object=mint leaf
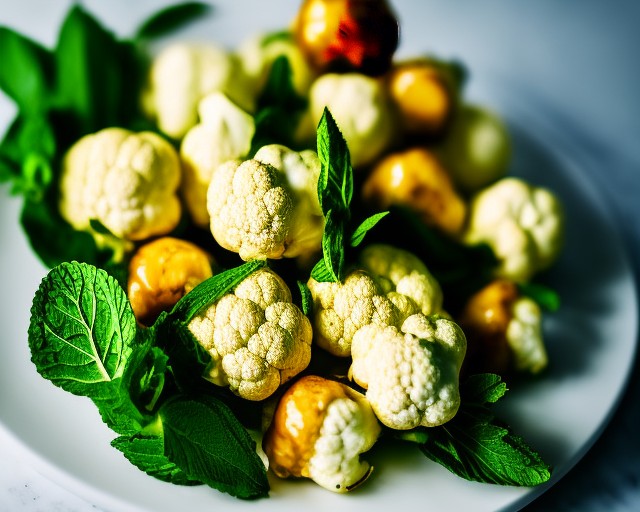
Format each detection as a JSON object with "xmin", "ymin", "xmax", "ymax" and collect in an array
[
  {"xmin": 463, "ymin": 373, "xmax": 508, "ymax": 405},
  {"xmin": 152, "ymin": 312, "xmax": 210, "ymax": 394},
  {"xmin": 420, "ymin": 409, "xmax": 551, "ymax": 486},
  {"xmin": 350, "ymin": 211, "xmax": 389, "ymax": 248},
  {"xmin": 0, "ymin": 115, "xmax": 56, "ymax": 198},
  {"xmin": 316, "ymin": 107, "xmax": 353, "ymax": 215},
  {"xmin": 111, "ymin": 434, "xmax": 200, "ymax": 485},
  {"xmin": 417, "ymin": 374, "xmax": 551, "ymax": 486},
  {"xmin": 310, "ymin": 258, "xmax": 335, "ymax": 283},
  {"xmin": 0, "ymin": 27, "xmax": 52, "ymax": 112},
  {"xmin": 122, "ymin": 334, "xmax": 169, "ymax": 414},
  {"xmin": 160, "ymin": 395, "xmax": 269, "ymax": 499},
  {"xmin": 517, "ymin": 282, "xmax": 561, "ymax": 312},
  {"xmin": 28, "ymin": 261, "xmax": 136, "ymax": 395},
  {"xmin": 321, "ymin": 209, "xmax": 346, "ymax": 282},
  {"xmin": 134, "ymin": 2, "xmax": 211, "ymax": 41},
  {"xmin": 169, "ymin": 259, "xmax": 267, "ymax": 323},
  {"xmin": 250, "ymin": 56, "xmax": 308, "ymax": 155},
  {"xmin": 297, "ymin": 280, "xmax": 313, "ymax": 316},
  {"xmin": 53, "ymin": 5, "xmax": 141, "ymax": 138}
]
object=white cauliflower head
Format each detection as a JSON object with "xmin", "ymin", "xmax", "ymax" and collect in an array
[
  {"xmin": 464, "ymin": 177, "xmax": 564, "ymax": 282},
  {"xmin": 207, "ymin": 145, "xmax": 323, "ymax": 260},
  {"xmin": 263, "ymin": 375, "xmax": 381, "ymax": 493},
  {"xmin": 188, "ymin": 268, "xmax": 312, "ymax": 401},
  {"xmin": 507, "ymin": 297, "xmax": 547, "ymax": 374},
  {"xmin": 350, "ymin": 313, "xmax": 466, "ymax": 430},
  {"xmin": 307, "ymin": 244, "xmax": 444, "ymax": 357},
  {"xmin": 180, "ymin": 92, "xmax": 255, "ymax": 227},
  {"xmin": 59, "ymin": 127, "xmax": 181, "ymax": 241},
  {"xmin": 457, "ymin": 279, "xmax": 548, "ymax": 376},
  {"xmin": 308, "ymin": 73, "xmax": 395, "ymax": 168},
  {"xmin": 144, "ymin": 42, "xmax": 254, "ymax": 139},
  {"xmin": 253, "ymin": 144, "xmax": 324, "ymax": 257}
]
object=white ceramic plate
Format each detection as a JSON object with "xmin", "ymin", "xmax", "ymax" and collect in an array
[{"xmin": 0, "ymin": 2, "xmax": 637, "ymax": 511}]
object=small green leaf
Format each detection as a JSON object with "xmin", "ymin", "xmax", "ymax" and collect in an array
[
  {"xmin": 250, "ymin": 56, "xmax": 308, "ymax": 155},
  {"xmin": 160, "ymin": 395, "xmax": 269, "ymax": 499},
  {"xmin": 89, "ymin": 218, "xmax": 114, "ymax": 236},
  {"xmin": 134, "ymin": 2, "xmax": 211, "ymax": 41},
  {"xmin": 169, "ymin": 259, "xmax": 267, "ymax": 323},
  {"xmin": 316, "ymin": 107, "xmax": 353, "ymax": 215},
  {"xmin": 28, "ymin": 261, "xmax": 136, "ymax": 395},
  {"xmin": 517, "ymin": 282, "xmax": 561, "ymax": 312},
  {"xmin": 320, "ymin": 209, "xmax": 346, "ymax": 282},
  {"xmin": 350, "ymin": 211, "xmax": 389, "ymax": 248},
  {"xmin": 111, "ymin": 434, "xmax": 201, "ymax": 485},
  {"xmin": 310, "ymin": 257, "xmax": 334, "ymax": 283},
  {"xmin": 462, "ymin": 373, "xmax": 508, "ymax": 405},
  {"xmin": 123, "ymin": 334, "xmax": 170, "ymax": 414},
  {"xmin": 297, "ymin": 280, "xmax": 313, "ymax": 316},
  {"xmin": 0, "ymin": 27, "xmax": 52, "ymax": 112}
]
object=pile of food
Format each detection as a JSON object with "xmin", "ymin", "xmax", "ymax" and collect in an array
[{"xmin": 0, "ymin": 0, "xmax": 564, "ymax": 499}]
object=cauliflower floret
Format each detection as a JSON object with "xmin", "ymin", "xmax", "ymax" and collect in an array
[
  {"xmin": 457, "ymin": 279, "xmax": 547, "ymax": 375},
  {"xmin": 253, "ymin": 144, "xmax": 324, "ymax": 257},
  {"xmin": 507, "ymin": 297, "xmax": 547, "ymax": 374},
  {"xmin": 350, "ymin": 314, "xmax": 466, "ymax": 430},
  {"xmin": 207, "ymin": 146, "xmax": 323, "ymax": 260},
  {"xmin": 263, "ymin": 375, "xmax": 381, "ymax": 493},
  {"xmin": 181, "ymin": 92, "xmax": 255, "ymax": 227},
  {"xmin": 464, "ymin": 177, "xmax": 564, "ymax": 282},
  {"xmin": 308, "ymin": 244, "xmax": 443, "ymax": 357},
  {"xmin": 143, "ymin": 42, "xmax": 253, "ymax": 139},
  {"xmin": 59, "ymin": 127, "xmax": 181, "ymax": 242},
  {"xmin": 308, "ymin": 73, "xmax": 395, "ymax": 168},
  {"xmin": 188, "ymin": 268, "xmax": 312, "ymax": 401},
  {"xmin": 359, "ymin": 244, "xmax": 443, "ymax": 316}
]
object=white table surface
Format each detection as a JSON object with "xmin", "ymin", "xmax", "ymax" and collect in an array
[{"xmin": 1, "ymin": 1, "xmax": 640, "ymax": 511}]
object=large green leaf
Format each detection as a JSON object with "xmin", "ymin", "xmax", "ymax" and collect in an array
[
  {"xmin": 53, "ymin": 6, "xmax": 128, "ymax": 136},
  {"xmin": 0, "ymin": 27, "xmax": 52, "ymax": 112},
  {"xmin": 160, "ymin": 395, "xmax": 269, "ymax": 499},
  {"xmin": 111, "ymin": 434, "xmax": 201, "ymax": 485},
  {"xmin": 28, "ymin": 261, "xmax": 136, "ymax": 396}
]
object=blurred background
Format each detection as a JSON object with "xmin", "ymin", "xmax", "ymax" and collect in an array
[{"xmin": 1, "ymin": 1, "xmax": 639, "ymax": 511}]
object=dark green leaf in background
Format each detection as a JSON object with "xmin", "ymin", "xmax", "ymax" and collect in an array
[
  {"xmin": 350, "ymin": 211, "xmax": 389, "ymax": 248},
  {"xmin": 0, "ymin": 27, "xmax": 53, "ymax": 112},
  {"xmin": 134, "ymin": 2, "xmax": 212, "ymax": 41},
  {"xmin": 53, "ymin": 6, "xmax": 125, "ymax": 136}
]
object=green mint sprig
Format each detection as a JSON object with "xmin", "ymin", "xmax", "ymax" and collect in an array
[
  {"xmin": 397, "ymin": 373, "xmax": 552, "ymax": 487},
  {"xmin": 28, "ymin": 259, "xmax": 269, "ymax": 498},
  {"xmin": 310, "ymin": 108, "xmax": 389, "ymax": 283}
]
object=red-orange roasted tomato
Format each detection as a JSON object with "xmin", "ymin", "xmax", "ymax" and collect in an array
[{"xmin": 293, "ymin": 0, "xmax": 399, "ymax": 76}]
